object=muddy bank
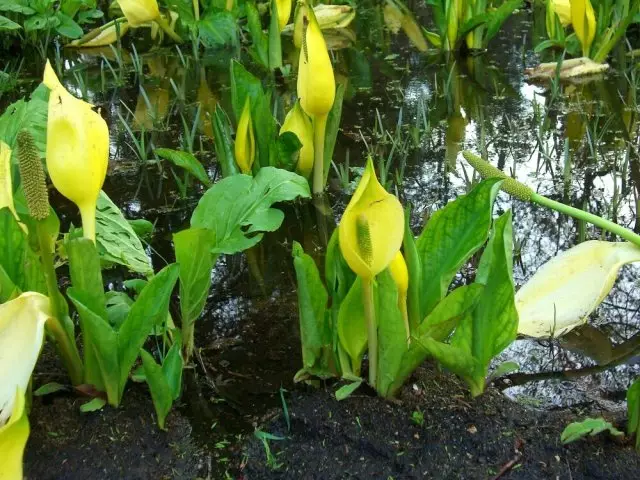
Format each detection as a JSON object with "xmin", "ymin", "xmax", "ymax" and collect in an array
[{"xmin": 240, "ymin": 364, "xmax": 639, "ymax": 479}]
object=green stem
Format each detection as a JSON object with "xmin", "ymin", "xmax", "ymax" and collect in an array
[
  {"xmin": 312, "ymin": 114, "xmax": 328, "ymax": 196},
  {"xmin": 532, "ymin": 193, "xmax": 640, "ymax": 247},
  {"xmin": 183, "ymin": 321, "xmax": 195, "ymax": 363},
  {"xmin": 154, "ymin": 15, "xmax": 183, "ymax": 44},
  {"xmin": 193, "ymin": 0, "xmax": 200, "ymax": 21},
  {"xmin": 362, "ymin": 277, "xmax": 377, "ymax": 388},
  {"xmin": 399, "ymin": 293, "xmax": 410, "ymax": 345},
  {"xmin": 36, "ymin": 222, "xmax": 84, "ymax": 385},
  {"xmin": 79, "ymin": 203, "xmax": 96, "ymax": 244}
]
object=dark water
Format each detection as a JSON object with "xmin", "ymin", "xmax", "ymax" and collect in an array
[{"xmin": 2, "ymin": 3, "xmax": 639, "ymax": 461}]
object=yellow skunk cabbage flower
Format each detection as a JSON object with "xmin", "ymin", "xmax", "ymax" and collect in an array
[
  {"xmin": 68, "ymin": 20, "xmax": 130, "ymax": 47},
  {"xmin": 276, "ymin": 0, "xmax": 292, "ymax": 31},
  {"xmin": 389, "ymin": 251, "xmax": 408, "ymax": 295},
  {"xmin": 338, "ymin": 158, "xmax": 404, "ymax": 280},
  {"xmin": 0, "ymin": 142, "xmax": 18, "ymax": 220},
  {"xmin": 552, "ymin": 0, "xmax": 572, "ymax": 26},
  {"xmin": 117, "ymin": 0, "xmax": 160, "ymax": 27},
  {"xmin": 570, "ymin": 0, "xmax": 596, "ymax": 56},
  {"xmin": 297, "ymin": 7, "xmax": 335, "ymax": 118},
  {"xmin": 44, "ymin": 61, "xmax": 109, "ymax": 243},
  {"xmin": 235, "ymin": 99, "xmax": 255, "ymax": 174},
  {"xmin": 280, "ymin": 102, "xmax": 314, "ymax": 178},
  {"xmin": 0, "ymin": 390, "xmax": 29, "ymax": 480},
  {"xmin": 516, "ymin": 241, "xmax": 640, "ymax": 338},
  {"xmin": 292, "ymin": 3, "xmax": 356, "ymax": 48},
  {"xmin": 0, "ymin": 292, "xmax": 51, "ymax": 480},
  {"xmin": 446, "ymin": 0, "xmax": 459, "ymax": 50}
]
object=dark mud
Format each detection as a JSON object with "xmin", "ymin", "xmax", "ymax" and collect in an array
[{"xmin": 241, "ymin": 364, "xmax": 639, "ymax": 480}]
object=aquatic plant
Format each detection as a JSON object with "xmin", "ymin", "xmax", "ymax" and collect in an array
[
  {"xmin": 235, "ymin": 98, "xmax": 256, "ymax": 174},
  {"xmin": 280, "ymin": 101, "xmax": 315, "ymax": 178},
  {"xmin": 294, "ymin": 161, "xmax": 518, "ymax": 397}
]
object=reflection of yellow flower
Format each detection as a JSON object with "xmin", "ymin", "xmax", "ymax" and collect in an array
[
  {"xmin": 338, "ymin": 158, "xmax": 404, "ymax": 280},
  {"xmin": 297, "ymin": 6, "xmax": 335, "ymax": 117},
  {"xmin": 68, "ymin": 20, "xmax": 130, "ymax": 48},
  {"xmin": 280, "ymin": 102, "xmax": 314, "ymax": 178},
  {"xmin": 117, "ymin": 0, "xmax": 160, "ymax": 27},
  {"xmin": 0, "ymin": 292, "xmax": 50, "ymax": 480},
  {"xmin": 0, "ymin": 142, "xmax": 18, "ymax": 220},
  {"xmin": 197, "ymin": 70, "xmax": 218, "ymax": 140},
  {"xmin": 44, "ymin": 61, "xmax": 108, "ymax": 243},
  {"xmin": 235, "ymin": 99, "xmax": 255, "ymax": 174},
  {"xmin": 517, "ymin": 241, "xmax": 640, "ymax": 338},
  {"xmin": 134, "ymin": 87, "xmax": 170, "ymax": 131}
]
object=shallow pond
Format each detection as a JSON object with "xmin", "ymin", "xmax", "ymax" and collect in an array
[{"xmin": 3, "ymin": 2, "xmax": 639, "ymax": 474}]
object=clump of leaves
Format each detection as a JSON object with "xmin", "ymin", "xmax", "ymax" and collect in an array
[{"xmin": 560, "ymin": 417, "xmax": 623, "ymax": 445}]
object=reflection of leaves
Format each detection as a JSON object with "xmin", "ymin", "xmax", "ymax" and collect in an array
[
  {"xmin": 95, "ymin": 191, "xmax": 153, "ymax": 276},
  {"xmin": 560, "ymin": 325, "xmax": 613, "ymax": 364},
  {"xmin": 561, "ymin": 417, "xmax": 623, "ymax": 444},
  {"xmin": 191, "ymin": 167, "xmax": 311, "ymax": 254}
]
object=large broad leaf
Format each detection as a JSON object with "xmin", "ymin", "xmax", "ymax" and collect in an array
[
  {"xmin": 383, "ymin": 284, "xmax": 484, "ymax": 398},
  {"xmin": 155, "ymin": 148, "xmax": 212, "ymax": 187},
  {"xmin": 66, "ymin": 237, "xmax": 107, "ymax": 390},
  {"xmin": 0, "ymin": 1, "xmax": 35, "ymax": 14},
  {"xmin": 0, "ymin": 15, "xmax": 21, "ymax": 30},
  {"xmin": 376, "ymin": 270, "xmax": 408, "ymax": 398},
  {"xmin": 337, "ymin": 277, "xmax": 367, "ymax": 372},
  {"xmin": 416, "ymin": 178, "xmax": 502, "ymax": 317},
  {"xmin": 0, "ymin": 208, "xmax": 45, "ymax": 302},
  {"xmin": 174, "ymin": 228, "xmax": 216, "ymax": 353},
  {"xmin": 452, "ymin": 211, "xmax": 518, "ymax": 396},
  {"xmin": 198, "ymin": 9, "xmax": 238, "ymax": 49},
  {"xmin": 292, "ymin": 242, "xmax": 331, "ymax": 376},
  {"xmin": 55, "ymin": 12, "xmax": 83, "ymax": 38},
  {"xmin": 95, "ymin": 191, "xmax": 153, "ymax": 276},
  {"xmin": 191, "ymin": 167, "xmax": 311, "ymax": 254},
  {"xmin": 117, "ymin": 264, "xmax": 179, "ymax": 396},
  {"xmin": 0, "ymin": 85, "xmax": 48, "ymax": 163}
]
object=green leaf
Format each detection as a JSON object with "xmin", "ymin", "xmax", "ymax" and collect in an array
[
  {"xmin": 337, "ymin": 277, "xmax": 367, "ymax": 371},
  {"xmin": 211, "ymin": 106, "xmax": 239, "ymax": 178},
  {"xmin": 483, "ymin": 0, "xmax": 523, "ymax": 46},
  {"xmin": 246, "ymin": 0, "xmax": 268, "ymax": 67},
  {"xmin": 412, "ymin": 336, "xmax": 478, "ymax": 384},
  {"xmin": 0, "ymin": 15, "xmax": 21, "ymax": 30},
  {"xmin": 292, "ymin": 241, "xmax": 330, "ymax": 374},
  {"xmin": 418, "ymin": 284, "xmax": 484, "ymax": 341},
  {"xmin": 561, "ymin": 418, "xmax": 623, "ymax": 444},
  {"xmin": 55, "ymin": 11, "xmax": 83, "ymax": 38},
  {"xmin": 325, "ymin": 228, "xmax": 355, "ymax": 305},
  {"xmin": 24, "ymin": 14, "xmax": 60, "ymax": 32},
  {"xmin": 275, "ymin": 131, "xmax": 302, "ymax": 171},
  {"xmin": 128, "ymin": 219, "xmax": 153, "ymax": 239},
  {"xmin": 191, "ymin": 167, "xmax": 311, "ymax": 254},
  {"xmin": 140, "ymin": 349, "xmax": 173, "ymax": 430},
  {"xmin": 323, "ymin": 83, "xmax": 345, "ymax": 182},
  {"xmin": 335, "ymin": 379, "xmax": 362, "ymax": 401},
  {"xmin": 376, "ymin": 270, "xmax": 408, "ymax": 398},
  {"xmin": 117, "ymin": 264, "xmax": 179, "ymax": 395},
  {"xmin": 155, "ymin": 148, "xmax": 212, "ymax": 187},
  {"xmin": 197, "ymin": 9, "xmax": 238, "ymax": 49},
  {"xmin": 66, "ymin": 237, "xmax": 107, "ymax": 390},
  {"xmin": 33, "ymin": 382, "xmax": 67, "ymax": 396},
  {"xmin": 174, "ymin": 227, "xmax": 216, "ymax": 343},
  {"xmin": 452, "ymin": 211, "xmax": 518, "ymax": 395},
  {"xmin": 105, "ymin": 291, "xmax": 132, "ymax": 328},
  {"xmin": 268, "ymin": 0, "xmax": 282, "ymax": 69},
  {"xmin": 0, "ymin": 85, "xmax": 48, "ymax": 162},
  {"xmin": 487, "ymin": 361, "xmax": 519, "ymax": 383},
  {"xmin": 80, "ymin": 397, "xmax": 106, "ymax": 413},
  {"xmin": 162, "ymin": 342, "xmax": 184, "ymax": 400},
  {"xmin": 416, "ymin": 178, "xmax": 502, "ymax": 317},
  {"xmin": 628, "ymin": 378, "xmax": 640, "ymax": 450},
  {"xmin": 0, "ymin": 1, "xmax": 35, "ymax": 14},
  {"xmin": 95, "ymin": 191, "xmax": 153, "ymax": 276},
  {"xmin": 402, "ymin": 206, "xmax": 422, "ymax": 331}
]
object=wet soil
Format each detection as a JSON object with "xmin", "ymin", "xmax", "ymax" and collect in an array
[{"xmin": 240, "ymin": 364, "xmax": 640, "ymax": 480}]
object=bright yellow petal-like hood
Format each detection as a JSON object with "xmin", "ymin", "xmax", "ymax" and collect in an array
[
  {"xmin": 68, "ymin": 20, "xmax": 131, "ymax": 48},
  {"xmin": 280, "ymin": 102, "xmax": 314, "ymax": 178},
  {"xmin": 551, "ymin": 0, "xmax": 572, "ymax": 25},
  {"xmin": 297, "ymin": 6, "xmax": 335, "ymax": 117},
  {"xmin": 276, "ymin": 0, "xmax": 292, "ymax": 31},
  {"xmin": 0, "ymin": 389, "xmax": 30, "ymax": 480},
  {"xmin": 0, "ymin": 142, "xmax": 18, "ymax": 220},
  {"xmin": 516, "ymin": 241, "xmax": 640, "ymax": 338},
  {"xmin": 389, "ymin": 251, "xmax": 408, "ymax": 295},
  {"xmin": 570, "ymin": 0, "xmax": 596, "ymax": 56},
  {"xmin": 235, "ymin": 98, "xmax": 255, "ymax": 174},
  {"xmin": 338, "ymin": 158, "xmax": 404, "ymax": 279},
  {"xmin": 44, "ymin": 61, "xmax": 109, "ymax": 242},
  {"xmin": 0, "ymin": 292, "xmax": 50, "ymax": 425},
  {"xmin": 117, "ymin": 0, "xmax": 160, "ymax": 27}
]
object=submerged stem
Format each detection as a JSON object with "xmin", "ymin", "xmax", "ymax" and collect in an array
[
  {"xmin": 362, "ymin": 277, "xmax": 377, "ymax": 388},
  {"xmin": 154, "ymin": 15, "xmax": 183, "ymax": 44},
  {"xmin": 312, "ymin": 114, "xmax": 328, "ymax": 196}
]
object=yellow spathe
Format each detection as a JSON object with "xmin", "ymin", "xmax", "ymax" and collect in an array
[
  {"xmin": 389, "ymin": 251, "xmax": 408, "ymax": 295},
  {"xmin": 0, "ymin": 142, "xmax": 18, "ymax": 220},
  {"xmin": 338, "ymin": 158, "xmax": 404, "ymax": 280},
  {"xmin": 570, "ymin": 0, "xmax": 596, "ymax": 56},
  {"xmin": 44, "ymin": 61, "xmax": 109, "ymax": 242},
  {"xmin": 297, "ymin": 6, "xmax": 335, "ymax": 118},
  {"xmin": 0, "ymin": 390, "xmax": 29, "ymax": 480},
  {"xmin": 235, "ymin": 98, "xmax": 255, "ymax": 174},
  {"xmin": 551, "ymin": 0, "xmax": 572, "ymax": 25},
  {"xmin": 516, "ymin": 241, "xmax": 640, "ymax": 338},
  {"xmin": 280, "ymin": 102, "xmax": 314, "ymax": 178},
  {"xmin": 276, "ymin": 0, "xmax": 292, "ymax": 31},
  {"xmin": 117, "ymin": 0, "xmax": 160, "ymax": 27},
  {"xmin": 68, "ymin": 21, "xmax": 130, "ymax": 48}
]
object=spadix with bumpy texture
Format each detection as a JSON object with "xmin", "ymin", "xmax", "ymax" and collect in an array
[
  {"xmin": 16, "ymin": 131, "xmax": 49, "ymax": 221},
  {"xmin": 516, "ymin": 241, "xmax": 640, "ymax": 338},
  {"xmin": 339, "ymin": 158, "xmax": 404, "ymax": 280},
  {"xmin": 44, "ymin": 61, "xmax": 109, "ymax": 242},
  {"xmin": 297, "ymin": 7, "xmax": 335, "ymax": 118}
]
